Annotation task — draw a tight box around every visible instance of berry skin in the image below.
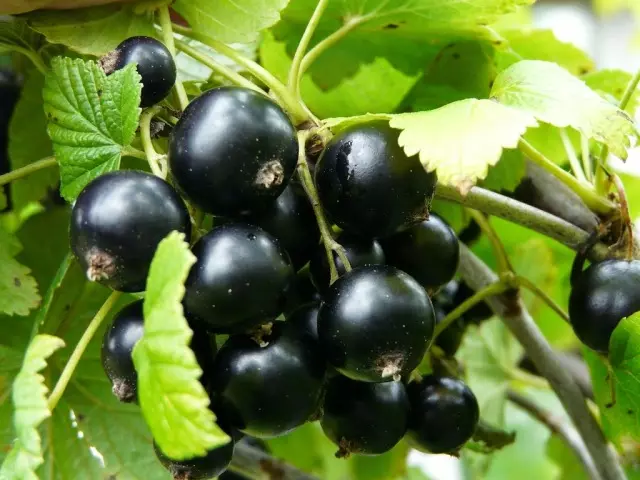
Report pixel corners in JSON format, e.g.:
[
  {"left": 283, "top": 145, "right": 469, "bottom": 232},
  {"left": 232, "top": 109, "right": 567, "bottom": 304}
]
[
  {"left": 283, "top": 270, "right": 322, "bottom": 316},
  {"left": 243, "top": 182, "right": 320, "bottom": 270},
  {"left": 101, "top": 36, "right": 176, "bottom": 108},
  {"left": 315, "top": 121, "right": 437, "bottom": 238},
  {"left": 154, "top": 436, "right": 234, "bottom": 480},
  {"left": 380, "top": 214, "right": 459, "bottom": 292},
  {"left": 433, "top": 306, "right": 465, "bottom": 357},
  {"left": 317, "top": 265, "right": 435, "bottom": 383},
  {"left": 70, "top": 170, "right": 191, "bottom": 292},
  {"left": 101, "top": 299, "right": 215, "bottom": 403},
  {"left": 169, "top": 87, "right": 298, "bottom": 216},
  {"left": 210, "top": 321, "right": 326, "bottom": 438},
  {"left": 183, "top": 223, "right": 294, "bottom": 333},
  {"left": 406, "top": 376, "right": 479, "bottom": 454},
  {"left": 569, "top": 259, "right": 640, "bottom": 352},
  {"left": 321, "top": 375, "right": 409, "bottom": 457},
  {"left": 285, "top": 302, "right": 321, "bottom": 342},
  {"left": 309, "top": 233, "right": 385, "bottom": 295}
]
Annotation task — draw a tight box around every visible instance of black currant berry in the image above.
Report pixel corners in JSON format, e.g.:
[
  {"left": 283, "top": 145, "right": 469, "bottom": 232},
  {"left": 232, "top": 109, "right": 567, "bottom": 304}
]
[
  {"left": 283, "top": 270, "right": 322, "bottom": 316},
  {"left": 184, "top": 223, "right": 294, "bottom": 333},
  {"left": 210, "top": 321, "right": 326, "bottom": 438},
  {"left": 154, "top": 435, "right": 234, "bottom": 480},
  {"left": 317, "top": 265, "right": 435, "bottom": 382},
  {"left": 380, "top": 214, "right": 459, "bottom": 292},
  {"left": 321, "top": 375, "right": 409, "bottom": 457},
  {"left": 101, "top": 36, "right": 176, "bottom": 108},
  {"left": 70, "top": 170, "right": 191, "bottom": 292},
  {"left": 309, "top": 233, "right": 385, "bottom": 295},
  {"left": 169, "top": 87, "right": 298, "bottom": 216},
  {"left": 285, "top": 302, "right": 321, "bottom": 342},
  {"left": 458, "top": 219, "right": 481, "bottom": 246},
  {"left": 101, "top": 300, "right": 145, "bottom": 402},
  {"left": 315, "top": 121, "right": 437, "bottom": 238},
  {"left": 0, "top": 68, "right": 21, "bottom": 212},
  {"left": 102, "top": 299, "right": 215, "bottom": 402},
  {"left": 569, "top": 259, "right": 640, "bottom": 352},
  {"left": 406, "top": 376, "right": 479, "bottom": 454},
  {"left": 243, "top": 182, "right": 320, "bottom": 270}
]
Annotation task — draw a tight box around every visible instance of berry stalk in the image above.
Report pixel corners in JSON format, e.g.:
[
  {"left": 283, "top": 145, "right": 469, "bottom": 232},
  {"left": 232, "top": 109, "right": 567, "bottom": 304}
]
[
  {"left": 0, "top": 156, "right": 56, "bottom": 186},
  {"left": 295, "top": 131, "right": 351, "bottom": 283},
  {"left": 48, "top": 291, "right": 122, "bottom": 411},
  {"left": 157, "top": 6, "right": 189, "bottom": 110}
]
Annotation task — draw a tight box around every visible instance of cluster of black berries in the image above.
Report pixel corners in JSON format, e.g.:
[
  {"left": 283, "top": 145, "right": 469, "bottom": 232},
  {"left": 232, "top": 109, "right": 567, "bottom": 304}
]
[{"left": 70, "top": 37, "right": 482, "bottom": 479}]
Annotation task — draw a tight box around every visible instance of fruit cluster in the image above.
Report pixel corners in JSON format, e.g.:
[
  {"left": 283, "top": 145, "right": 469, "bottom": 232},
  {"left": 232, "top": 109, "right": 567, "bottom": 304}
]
[{"left": 68, "top": 37, "right": 482, "bottom": 479}]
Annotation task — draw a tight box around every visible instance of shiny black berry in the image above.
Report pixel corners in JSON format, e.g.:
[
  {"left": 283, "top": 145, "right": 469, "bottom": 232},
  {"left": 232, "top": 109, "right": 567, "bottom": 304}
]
[
  {"left": 169, "top": 87, "right": 298, "bottom": 216},
  {"left": 184, "top": 223, "right": 294, "bottom": 333},
  {"left": 406, "top": 376, "right": 479, "bottom": 454},
  {"left": 70, "top": 170, "right": 191, "bottom": 292},
  {"left": 380, "top": 214, "right": 459, "bottom": 292},
  {"left": 154, "top": 435, "right": 234, "bottom": 480},
  {"left": 283, "top": 270, "right": 322, "bottom": 316},
  {"left": 433, "top": 306, "right": 466, "bottom": 357},
  {"left": 243, "top": 182, "right": 320, "bottom": 270},
  {"left": 569, "top": 259, "right": 640, "bottom": 352},
  {"left": 101, "top": 299, "right": 215, "bottom": 402},
  {"left": 285, "top": 302, "right": 321, "bottom": 342},
  {"left": 315, "top": 121, "right": 437, "bottom": 238},
  {"left": 309, "top": 233, "right": 385, "bottom": 295},
  {"left": 317, "top": 265, "right": 435, "bottom": 382},
  {"left": 0, "top": 68, "right": 21, "bottom": 212},
  {"left": 210, "top": 321, "right": 326, "bottom": 438},
  {"left": 101, "top": 36, "right": 176, "bottom": 108},
  {"left": 321, "top": 375, "right": 409, "bottom": 457}
]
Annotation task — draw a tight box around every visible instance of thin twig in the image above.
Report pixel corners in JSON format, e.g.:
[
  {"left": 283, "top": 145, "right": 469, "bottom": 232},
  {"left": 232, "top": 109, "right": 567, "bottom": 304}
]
[
  {"left": 0, "top": 156, "right": 57, "bottom": 186},
  {"left": 48, "top": 291, "right": 122, "bottom": 411},
  {"left": 435, "top": 184, "right": 609, "bottom": 260},
  {"left": 468, "top": 209, "right": 513, "bottom": 273},
  {"left": 459, "top": 245, "right": 625, "bottom": 480},
  {"left": 514, "top": 274, "right": 570, "bottom": 324},
  {"left": 508, "top": 390, "right": 601, "bottom": 480},
  {"left": 228, "top": 442, "right": 319, "bottom": 480}
]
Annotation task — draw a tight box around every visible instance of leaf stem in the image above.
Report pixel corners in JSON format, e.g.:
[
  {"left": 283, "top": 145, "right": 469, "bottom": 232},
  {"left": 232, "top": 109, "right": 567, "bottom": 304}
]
[
  {"left": 139, "top": 106, "right": 167, "bottom": 178},
  {"left": 459, "top": 245, "right": 626, "bottom": 480},
  {"left": 158, "top": 6, "right": 189, "bottom": 110},
  {"left": 174, "top": 38, "right": 263, "bottom": 94},
  {"left": 122, "top": 145, "right": 148, "bottom": 160},
  {"left": 173, "top": 28, "right": 311, "bottom": 125},
  {"left": 48, "top": 291, "right": 122, "bottom": 411},
  {"left": 513, "top": 274, "right": 570, "bottom": 324},
  {"left": 288, "top": 0, "right": 329, "bottom": 99},
  {"left": 581, "top": 135, "right": 593, "bottom": 182},
  {"left": 468, "top": 209, "right": 513, "bottom": 273},
  {"left": 0, "top": 156, "right": 57, "bottom": 186},
  {"left": 300, "top": 15, "right": 369, "bottom": 76},
  {"left": 434, "top": 281, "right": 507, "bottom": 338},
  {"left": 561, "top": 129, "right": 588, "bottom": 184},
  {"left": 508, "top": 390, "right": 601, "bottom": 480},
  {"left": 295, "top": 132, "right": 350, "bottom": 284},
  {"left": 519, "top": 139, "right": 614, "bottom": 215}
]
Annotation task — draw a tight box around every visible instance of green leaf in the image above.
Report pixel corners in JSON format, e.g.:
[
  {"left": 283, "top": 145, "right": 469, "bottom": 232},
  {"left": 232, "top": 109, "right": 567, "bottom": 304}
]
[
  {"left": 133, "top": 231, "right": 229, "bottom": 460},
  {"left": 0, "top": 226, "right": 40, "bottom": 317},
  {"left": 0, "top": 334, "right": 64, "bottom": 479},
  {"left": 275, "top": 0, "right": 533, "bottom": 90},
  {"left": 481, "top": 149, "right": 526, "bottom": 192},
  {"left": 497, "top": 29, "right": 595, "bottom": 76},
  {"left": 491, "top": 60, "right": 637, "bottom": 159},
  {"left": 0, "top": 18, "right": 43, "bottom": 56},
  {"left": 585, "top": 312, "right": 640, "bottom": 452},
  {"left": 173, "top": 0, "right": 289, "bottom": 44},
  {"left": 351, "top": 443, "right": 410, "bottom": 480},
  {"left": 8, "top": 70, "right": 58, "bottom": 210},
  {"left": 25, "top": 4, "right": 156, "bottom": 57},
  {"left": 389, "top": 99, "right": 537, "bottom": 193},
  {"left": 584, "top": 69, "right": 640, "bottom": 115},
  {"left": 260, "top": 32, "right": 420, "bottom": 118},
  {"left": 43, "top": 57, "right": 142, "bottom": 201},
  {"left": 546, "top": 435, "right": 588, "bottom": 480}
]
